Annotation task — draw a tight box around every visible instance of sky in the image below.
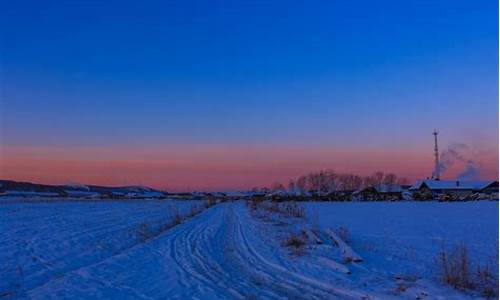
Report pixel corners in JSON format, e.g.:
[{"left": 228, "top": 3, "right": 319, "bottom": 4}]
[{"left": 1, "top": 0, "right": 498, "bottom": 191}]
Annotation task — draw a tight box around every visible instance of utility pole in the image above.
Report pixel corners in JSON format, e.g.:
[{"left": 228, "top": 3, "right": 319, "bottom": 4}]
[{"left": 432, "top": 130, "right": 440, "bottom": 180}]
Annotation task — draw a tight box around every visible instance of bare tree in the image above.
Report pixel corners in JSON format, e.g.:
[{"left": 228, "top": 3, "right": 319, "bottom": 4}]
[
  {"left": 270, "top": 182, "right": 285, "bottom": 192},
  {"left": 383, "top": 173, "right": 397, "bottom": 185},
  {"left": 397, "top": 177, "right": 409, "bottom": 185},
  {"left": 282, "top": 169, "right": 407, "bottom": 196}
]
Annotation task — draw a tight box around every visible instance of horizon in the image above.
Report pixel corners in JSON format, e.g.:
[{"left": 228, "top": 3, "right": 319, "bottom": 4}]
[
  {"left": 1, "top": 143, "right": 497, "bottom": 192},
  {"left": 1, "top": 172, "right": 499, "bottom": 194},
  {"left": 1, "top": 0, "right": 498, "bottom": 191}
]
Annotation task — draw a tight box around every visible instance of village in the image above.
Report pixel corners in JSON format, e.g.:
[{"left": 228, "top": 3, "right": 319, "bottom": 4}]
[
  {"left": 252, "top": 131, "right": 499, "bottom": 202},
  {"left": 254, "top": 178, "right": 499, "bottom": 202},
  {"left": 2, "top": 132, "right": 498, "bottom": 202}
]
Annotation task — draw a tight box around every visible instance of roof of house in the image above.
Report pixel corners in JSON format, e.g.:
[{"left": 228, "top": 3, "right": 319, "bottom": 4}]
[
  {"left": 409, "top": 180, "right": 498, "bottom": 191},
  {"left": 353, "top": 184, "right": 403, "bottom": 194},
  {"left": 374, "top": 184, "right": 403, "bottom": 193}
]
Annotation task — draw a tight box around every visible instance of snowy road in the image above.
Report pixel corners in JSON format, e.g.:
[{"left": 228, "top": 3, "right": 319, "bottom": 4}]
[
  {"left": 165, "top": 203, "right": 369, "bottom": 300},
  {"left": 17, "top": 202, "right": 371, "bottom": 299}
]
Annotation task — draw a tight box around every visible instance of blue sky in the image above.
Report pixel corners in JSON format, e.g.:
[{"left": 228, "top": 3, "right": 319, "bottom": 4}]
[{"left": 1, "top": 0, "right": 498, "bottom": 188}]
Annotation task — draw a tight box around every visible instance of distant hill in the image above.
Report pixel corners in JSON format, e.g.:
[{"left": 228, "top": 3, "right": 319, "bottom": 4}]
[{"left": 0, "top": 179, "right": 167, "bottom": 199}]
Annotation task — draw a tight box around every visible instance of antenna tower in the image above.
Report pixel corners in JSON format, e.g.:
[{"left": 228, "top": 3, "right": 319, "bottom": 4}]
[{"left": 432, "top": 130, "right": 440, "bottom": 180}]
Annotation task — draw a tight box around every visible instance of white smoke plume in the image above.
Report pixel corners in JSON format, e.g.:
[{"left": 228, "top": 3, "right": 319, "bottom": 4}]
[
  {"left": 432, "top": 143, "right": 481, "bottom": 181},
  {"left": 457, "top": 160, "right": 480, "bottom": 181}
]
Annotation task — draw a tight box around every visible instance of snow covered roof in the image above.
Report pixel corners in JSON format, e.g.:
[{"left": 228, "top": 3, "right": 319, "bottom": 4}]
[
  {"left": 374, "top": 184, "right": 403, "bottom": 193},
  {"left": 224, "top": 191, "right": 252, "bottom": 197},
  {"left": 409, "top": 180, "right": 497, "bottom": 191},
  {"left": 352, "top": 184, "right": 403, "bottom": 194},
  {"left": 266, "top": 190, "right": 288, "bottom": 197},
  {"left": 63, "top": 184, "right": 90, "bottom": 191}
]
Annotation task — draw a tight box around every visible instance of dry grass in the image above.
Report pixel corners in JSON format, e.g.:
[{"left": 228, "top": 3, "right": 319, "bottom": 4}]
[
  {"left": 249, "top": 200, "right": 305, "bottom": 219},
  {"left": 437, "top": 242, "right": 498, "bottom": 297},
  {"left": 476, "top": 264, "right": 497, "bottom": 298},
  {"left": 137, "top": 201, "right": 218, "bottom": 243},
  {"left": 282, "top": 230, "right": 308, "bottom": 256},
  {"left": 136, "top": 222, "right": 154, "bottom": 242},
  {"left": 205, "top": 198, "right": 217, "bottom": 208},
  {"left": 335, "top": 226, "right": 351, "bottom": 244},
  {"left": 310, "top": 208, "right": 319, "bottom": 233},
  {"left": 248, "top": 201, "right": 309, "bottom": 256},
  {"left": 280, "top": 202, "right": 305, "bottom": 218},
  {"left": 284, "top": 233, "right": 306, "bottom": 248},
  {"left": 247, "top": 199, "right": 262, "bottom": 212},
  {"left": 438, "top": 242, "right": 474, "bottom": 290}
]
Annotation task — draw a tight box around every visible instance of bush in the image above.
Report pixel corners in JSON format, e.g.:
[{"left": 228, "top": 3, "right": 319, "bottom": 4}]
[
  {"left": 438, "top": 242, "right": 474, "bottom": 290},
  {"left": 282, "top": 230, "right": 308, "bottom": 256},
  {"left": 260, "top": 201, "right": 305, "bottom": 218},
  {"left": 281, "top": 202, "right": 305, "bottom": 218},
  {"left": 437, "top": 242, "right": 498, "bottom": 297},
  {"left": 476, "top": 263, "right": 498, "bottom": 298},
  {"left": 205, "top": 197, "right": 217, "bottom": 208},
  {"left": 247, "top": 200, "right": 305, "bottom": 219},
  {"left": 284, "top": 234, "right": 306, "bottom": 248},
  {"left": 247, "top": 199, "right": 263, "bottom": 211}
]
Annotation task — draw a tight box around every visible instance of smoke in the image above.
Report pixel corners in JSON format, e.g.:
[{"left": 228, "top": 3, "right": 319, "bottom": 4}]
[
  {"left": 457, "top": 160, "right": 480, "bottom": 181},
  {"left": 433, "top": 143, "right": 467, "bottom": 176},
  {"left": 432, "top": 143, "right": 481, "bottom": 181}
]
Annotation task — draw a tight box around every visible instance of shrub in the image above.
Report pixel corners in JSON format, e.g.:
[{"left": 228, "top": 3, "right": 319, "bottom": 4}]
[
  {"left": 205, "top": 197, "right": 217, "bottom": 208},
  {"left": 282, "top": 230, "right": 308, "bottom": 256},
  {"left": 438, "top": 242, "right": 474, "bottom": 290},
  {"left": 247, "top": 199, "right": 262, "bottom": 211},
  {"left": 284, "top": 234, "right": 306, "bottom": 248},
  {"left": 281, "top": 202, "right": 305, "bottom": 218},
  {"left": 437, "top": 242, "right": 498, "bottom": 297},
  {"left": 172, "top": 213, "right": 183, "bottom": 226},
  {"left": 476, "top": 263, "right": 497, "bottom": 298}
]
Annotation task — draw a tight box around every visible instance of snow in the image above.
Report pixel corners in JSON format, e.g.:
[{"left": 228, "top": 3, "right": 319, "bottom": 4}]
[
  {"left": 0, "top": 199, "right": 206, "bottom": 298},
  {"left": 304, "top": 201, "right": 498, "bottom": 282},
  {"left": 1, "top": 199, "right": 497, "bottom": 299},
  {"left": 63, "top": 183, "right": 90, "bottom": 191},
  {"left": 410, "top": 179, "right": 497, "bottom": 191},
  {"left": 1, "top": 191, "right": 62, "bottom": 197}
]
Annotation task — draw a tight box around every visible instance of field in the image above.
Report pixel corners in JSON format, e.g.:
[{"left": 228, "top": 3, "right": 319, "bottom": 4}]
[{"left": 1, "top": 198, "right": 498, "bottom": 299}]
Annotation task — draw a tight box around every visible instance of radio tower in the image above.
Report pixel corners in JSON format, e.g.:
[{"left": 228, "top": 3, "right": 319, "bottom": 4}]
[{"left": 432, "top": 130, "right": 440, "bottom": 180}]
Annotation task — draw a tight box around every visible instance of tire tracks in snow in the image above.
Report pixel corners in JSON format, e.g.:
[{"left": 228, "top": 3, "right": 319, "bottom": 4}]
[
  {"left": 167, "top": 202, "right": 376, "bottom": 299},
  {"left": 24, "top": 202, "right": 379, "bottom": 299},
  {"left": 21, "top": 202, "right": 210, "bottom": 298}
]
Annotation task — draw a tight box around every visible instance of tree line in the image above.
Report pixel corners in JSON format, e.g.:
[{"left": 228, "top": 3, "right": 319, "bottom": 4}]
[{"left": 263, "top": 170, "right": 409, "bottom": 195}]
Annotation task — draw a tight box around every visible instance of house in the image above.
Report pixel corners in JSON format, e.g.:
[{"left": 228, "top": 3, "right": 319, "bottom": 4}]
[
  {"left": 325, "top": 190, "right": 354, "bottom": 201},
  {"left": 352, "top": 187, "right": 376, "bottom": 201},
  {"left": 479, "top": 181, "right": 499, "bottom": 194},
  {"left": 409, "top": 180, "right": 499, "bottom": 198},
  {"left": 375, "top": 184, "right": 404, "bottom": 198},
  {"left": 265, "top": 190, "right": 288, "bottom": 201},
  {"left": 352, "top": 184, "right": 404, "bottom": 201}
]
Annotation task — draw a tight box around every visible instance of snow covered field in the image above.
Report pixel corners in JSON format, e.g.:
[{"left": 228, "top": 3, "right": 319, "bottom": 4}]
[
  {"left": 303, "top": 201, "right": 499, "bottom": 298},
  {"left": 1, "top": 198, "right": 497, "bottom": 299},
  {"left": 0, "top": 199, "right": 207, "bottom": 298},
  {"left": 305, "top": 202, "right": 498, "bottom": 278}
]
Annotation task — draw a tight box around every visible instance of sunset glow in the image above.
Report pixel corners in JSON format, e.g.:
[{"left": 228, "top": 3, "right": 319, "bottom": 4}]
[
  {"left": 1, "top": 0, "right": 498, "bottom": 191},
  {"left": 1, "top": 144, "right": 497, "bottom": 191}
]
